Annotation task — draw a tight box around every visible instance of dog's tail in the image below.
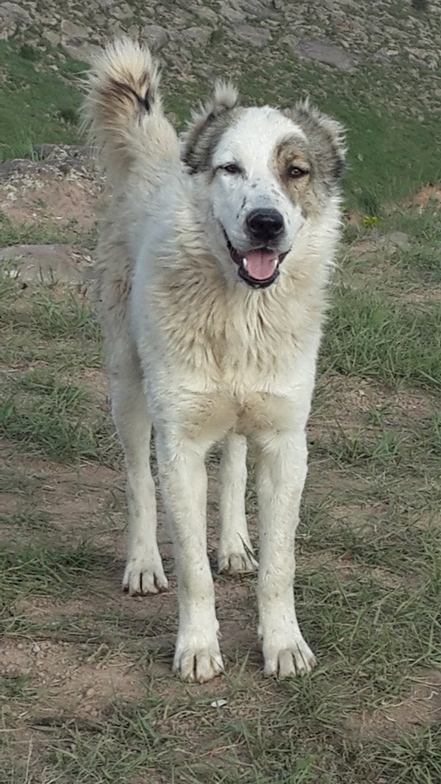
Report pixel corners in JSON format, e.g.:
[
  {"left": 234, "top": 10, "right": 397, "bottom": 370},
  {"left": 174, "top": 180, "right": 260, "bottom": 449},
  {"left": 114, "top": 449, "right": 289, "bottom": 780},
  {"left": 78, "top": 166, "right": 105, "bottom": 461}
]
[{"left": 82, "top": 38, "right": 179, "bottom": 185}]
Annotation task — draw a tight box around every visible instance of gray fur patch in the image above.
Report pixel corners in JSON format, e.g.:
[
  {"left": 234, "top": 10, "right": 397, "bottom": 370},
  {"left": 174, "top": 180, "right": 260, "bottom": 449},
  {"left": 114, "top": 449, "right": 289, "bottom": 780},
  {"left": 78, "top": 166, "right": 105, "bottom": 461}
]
[
  {"left": 182, "top": 108, "right": 240, "bottom": 174},
  {"left": 181, "top": 85, "right": 240, "bottom": 174},
  {"left": 284, "top": 103, "right": 346, "bottom": 188}
]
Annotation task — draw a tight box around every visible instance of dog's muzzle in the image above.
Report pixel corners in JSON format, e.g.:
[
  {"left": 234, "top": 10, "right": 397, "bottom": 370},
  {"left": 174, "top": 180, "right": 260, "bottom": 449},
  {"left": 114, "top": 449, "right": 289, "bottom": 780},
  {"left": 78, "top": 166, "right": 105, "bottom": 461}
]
[{"left": 223, "top": 213, "right": 289, "bottom": 288}]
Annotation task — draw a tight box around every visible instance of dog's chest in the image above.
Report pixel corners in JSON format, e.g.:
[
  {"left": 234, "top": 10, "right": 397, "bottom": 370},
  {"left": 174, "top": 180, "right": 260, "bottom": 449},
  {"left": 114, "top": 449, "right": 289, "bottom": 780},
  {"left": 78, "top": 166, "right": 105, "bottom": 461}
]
[
  {"left": 162, "top": 274, "right": 310, "bottom": 371},
  {"left": 143, "top": 279, "right": 320, "bottom": 442}
]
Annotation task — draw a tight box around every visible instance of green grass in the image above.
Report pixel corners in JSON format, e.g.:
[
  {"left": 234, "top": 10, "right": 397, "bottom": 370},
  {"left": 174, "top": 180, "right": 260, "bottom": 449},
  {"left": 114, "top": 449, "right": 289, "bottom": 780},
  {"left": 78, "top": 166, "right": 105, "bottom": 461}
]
[
  {"left": 0, "top": 393, "right": 114, "bottom": 464},
  {"left": 0, "top": 542, "right": 116, "bottom": 601},
  {"left": 0, "top": 370, "right": 117, "bottom": 463},
  {"left": 0, "top": 211, "right": 98, "bottom": 249},
  {"left": 1, "top": 276, "right": 102, "bottom": 368},
  {"left": 323, "top": 288, "right": 441, "bottom": 390},
  {"left": 0, "top": 278, "right": 116, "bottom": 463},
  {"left": 0, "top": 41, "right": 84, "bottom": 160}
]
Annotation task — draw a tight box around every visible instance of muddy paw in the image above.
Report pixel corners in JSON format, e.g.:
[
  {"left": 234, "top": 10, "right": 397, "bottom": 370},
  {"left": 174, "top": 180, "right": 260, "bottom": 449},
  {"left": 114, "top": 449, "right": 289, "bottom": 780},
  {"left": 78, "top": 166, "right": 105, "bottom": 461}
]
[{"left": 122, "top": 556, "right": 168, "bottom": 596}]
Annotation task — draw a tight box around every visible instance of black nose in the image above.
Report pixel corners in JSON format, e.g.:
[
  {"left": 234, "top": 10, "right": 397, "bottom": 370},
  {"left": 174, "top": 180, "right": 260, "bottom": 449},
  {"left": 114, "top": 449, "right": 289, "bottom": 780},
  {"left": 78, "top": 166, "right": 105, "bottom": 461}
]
[{"left": 245, "top": 208, "right": 284, "bottom": 243}]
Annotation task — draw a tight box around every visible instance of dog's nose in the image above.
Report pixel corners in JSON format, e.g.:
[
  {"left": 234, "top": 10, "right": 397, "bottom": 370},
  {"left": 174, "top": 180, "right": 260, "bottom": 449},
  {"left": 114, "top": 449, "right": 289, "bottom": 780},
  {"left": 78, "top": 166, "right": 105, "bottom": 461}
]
[{"left": 246, "top": 209, "right": 284, "bottom": 242}]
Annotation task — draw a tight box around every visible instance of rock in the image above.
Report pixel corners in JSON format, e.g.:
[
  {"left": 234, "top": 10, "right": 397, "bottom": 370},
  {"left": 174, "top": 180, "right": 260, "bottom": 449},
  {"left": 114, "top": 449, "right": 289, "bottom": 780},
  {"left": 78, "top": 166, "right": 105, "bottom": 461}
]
[
  {"left": 0, "top": 245, "right": 93, "bottom": 285},
  {"left": 60, "top": 19, "right": 101, "bottom": 63},
  {"left": 0, "top": 2, "right": 32, "bottom": 40},
  {"left": 388, "top": 232, "right": 411, "bottom": 247},
  {"left": 218, "top": 2, "right": 245, "bottom": 25},
  {"left": 0, "top": 146, "right": 101, "bottom": 230},
  {"left": 43, "top": 29, "right": 61, "bottom": 47},
  {"left": 283, "top": 34, "right": 300, "bottom": 55},
  {"left": 112, "top": 2, "right": 134, "bottom": 19},
  {"left": 235, "top": 24, "right": 272, "bottom": 46},
  {"left": 140, "top": 24, "right": 169, "bottom": 52},
  {"left": 240, "top": 0, "right": 273, "bottom": 19},
  {"left": 32, "top": 144, "right": 94, "bottom": 163},
  {"left": 191, "top": 6, "right": 218, "bottom": 24},
  {"left": 294, "top": 38, "right": 360, "bottom": 71},
  {"left": 181, "top": 27, "right": 212, "bottom": 49}
]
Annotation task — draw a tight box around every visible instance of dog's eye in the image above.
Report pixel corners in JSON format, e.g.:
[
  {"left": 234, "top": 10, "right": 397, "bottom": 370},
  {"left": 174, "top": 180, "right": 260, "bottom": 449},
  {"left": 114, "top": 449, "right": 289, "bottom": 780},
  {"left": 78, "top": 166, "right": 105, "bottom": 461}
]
[
  {"left": 221, "top": 163, "right": 242, "bottom": 175},
  {"left": 288, "top": 166, "right": 309, "bottom": 180}
]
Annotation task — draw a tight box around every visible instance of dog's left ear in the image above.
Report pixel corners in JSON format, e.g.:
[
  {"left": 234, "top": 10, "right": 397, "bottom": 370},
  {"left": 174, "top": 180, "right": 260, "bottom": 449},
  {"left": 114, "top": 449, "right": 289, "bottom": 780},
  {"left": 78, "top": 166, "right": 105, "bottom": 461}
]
[
  {"left": 286, "top": 101, "right": 347, "bottom": 185},
  {"left": 181, "top": 83, "right": 239, "bottom": 173}
]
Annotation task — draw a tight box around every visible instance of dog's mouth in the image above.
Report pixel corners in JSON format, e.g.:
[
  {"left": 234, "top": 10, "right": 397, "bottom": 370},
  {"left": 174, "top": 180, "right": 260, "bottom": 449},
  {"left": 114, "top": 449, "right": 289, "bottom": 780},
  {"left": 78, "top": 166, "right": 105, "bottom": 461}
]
[{"left": 224, "top": 234, "right": 288, "bottom": 289}]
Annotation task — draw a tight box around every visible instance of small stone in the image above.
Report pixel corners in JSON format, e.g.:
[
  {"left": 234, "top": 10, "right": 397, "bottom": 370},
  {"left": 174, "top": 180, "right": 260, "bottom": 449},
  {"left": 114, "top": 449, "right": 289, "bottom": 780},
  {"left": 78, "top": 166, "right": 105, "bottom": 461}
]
[
  {"left": 235, "top": 24, "right": 272, "bottom": 47},
  {"left": 388, "top": 231, "right": 411, "bottom": 247},
  {"left": 0, "top": 1, "right": 32, "bottom": 39},
  {"left": 140, "top": 24, "right": 169, "bottom": 52},
  {"left": 112, "top": 2, "right": 133, "bottom": 19},
  {"left": 85, "top": 687, "right": 95, "bottom": 698},
  {"left": 283, "top": 34, "right": 300, "bottom": 55},
  {"left": 294, "top": 38, "right": 360, "bottom": 71},
  {"left": 191, "top": 6, "right": 218, "bottom": 24},
  {"left": 43, "top": 29, "right": 61, "bottom": 47},
  {"left": 181, "top": 27, "right": 212, "bottom": 49},
  {"left": 211, "top": 698, "right": 228, "bottom": 708}
]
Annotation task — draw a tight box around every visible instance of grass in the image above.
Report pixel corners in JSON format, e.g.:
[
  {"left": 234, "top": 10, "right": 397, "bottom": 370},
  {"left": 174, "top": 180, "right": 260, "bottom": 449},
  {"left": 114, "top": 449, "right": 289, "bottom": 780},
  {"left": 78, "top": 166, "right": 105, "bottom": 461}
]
[
  {"left": 0, "top": 41, "right": 84, "bottom": 161},
  {"left": 0, "top": 211, "right": 98, "bottom": 249},
  {"left": 0, "top": 542, "right": 116, "bottom": 603},
  {"left": 323, "top": 288, "right": 441, "bottom": 390}
]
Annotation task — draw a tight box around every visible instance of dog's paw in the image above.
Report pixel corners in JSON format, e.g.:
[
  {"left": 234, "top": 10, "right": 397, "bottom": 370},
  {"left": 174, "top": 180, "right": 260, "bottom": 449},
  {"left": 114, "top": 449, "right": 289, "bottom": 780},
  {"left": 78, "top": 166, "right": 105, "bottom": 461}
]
[
  {"left": 173, "top": 637, "right": 224, "bottom": 683},
  {"left": 263, "top": 637, "right": 316, "bottom": 678},
  {"left": 122, "top": 555, "right": 168, "bottom": 596},
  {"left": 218, "top": 550, "right": 258, "bottom": 575}
]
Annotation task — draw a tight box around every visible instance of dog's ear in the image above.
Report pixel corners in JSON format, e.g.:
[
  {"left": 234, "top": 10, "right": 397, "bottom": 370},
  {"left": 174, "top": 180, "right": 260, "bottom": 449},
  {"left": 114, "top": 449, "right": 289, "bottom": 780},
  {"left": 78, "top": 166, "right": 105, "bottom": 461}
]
[
  {"left": 286, "top": 100, "right": 347, "bottom": 185},
  {"left": 181, "top": 83, "right": 239, "bottom": 174}
]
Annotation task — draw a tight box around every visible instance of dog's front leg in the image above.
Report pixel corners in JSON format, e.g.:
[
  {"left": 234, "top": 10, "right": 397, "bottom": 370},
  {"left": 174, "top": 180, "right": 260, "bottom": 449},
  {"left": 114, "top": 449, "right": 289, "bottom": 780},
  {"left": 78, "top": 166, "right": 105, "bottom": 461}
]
[
  {"left": 156, "top": 431, "right": 223, "bottom": 683},
  {"left": 254, "top": 430, "right": 316, "bottom": 678}
]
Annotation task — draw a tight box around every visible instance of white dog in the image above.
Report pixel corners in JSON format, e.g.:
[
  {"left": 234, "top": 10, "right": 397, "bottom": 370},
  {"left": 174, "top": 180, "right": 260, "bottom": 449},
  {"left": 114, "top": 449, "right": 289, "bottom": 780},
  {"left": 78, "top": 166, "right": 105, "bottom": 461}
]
[{"left": 83, "top": 39, "right": 346, "bottom": 683}]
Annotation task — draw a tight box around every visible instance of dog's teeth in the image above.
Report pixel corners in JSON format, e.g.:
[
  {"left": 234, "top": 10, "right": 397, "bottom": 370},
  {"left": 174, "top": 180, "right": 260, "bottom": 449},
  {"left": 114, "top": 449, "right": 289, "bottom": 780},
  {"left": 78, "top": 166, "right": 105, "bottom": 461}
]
[{"left": 242, "top": 258, "right": 248, "bottom": 270}]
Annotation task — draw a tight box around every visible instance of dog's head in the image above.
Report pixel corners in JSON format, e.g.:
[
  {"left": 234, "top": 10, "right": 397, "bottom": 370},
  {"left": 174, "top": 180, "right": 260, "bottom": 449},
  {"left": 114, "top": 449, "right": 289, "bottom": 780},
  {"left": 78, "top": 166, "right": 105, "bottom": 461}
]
[{"left": 182, "top": 86, "right": 346, "bottom": 288}]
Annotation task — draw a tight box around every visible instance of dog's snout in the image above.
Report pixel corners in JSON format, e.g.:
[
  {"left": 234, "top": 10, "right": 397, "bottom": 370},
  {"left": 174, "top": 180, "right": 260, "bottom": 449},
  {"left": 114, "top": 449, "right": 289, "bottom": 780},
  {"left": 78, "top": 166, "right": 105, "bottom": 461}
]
[{"left": 246, "top": 208, "right": 284, "bottom": 242}]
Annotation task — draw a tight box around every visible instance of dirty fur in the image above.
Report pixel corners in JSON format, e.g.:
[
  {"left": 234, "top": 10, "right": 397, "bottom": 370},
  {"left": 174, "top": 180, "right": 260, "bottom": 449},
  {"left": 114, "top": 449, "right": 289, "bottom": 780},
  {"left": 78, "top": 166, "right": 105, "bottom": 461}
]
[{"left": 83, "top": 38, "right": 346, "bottom": 683}]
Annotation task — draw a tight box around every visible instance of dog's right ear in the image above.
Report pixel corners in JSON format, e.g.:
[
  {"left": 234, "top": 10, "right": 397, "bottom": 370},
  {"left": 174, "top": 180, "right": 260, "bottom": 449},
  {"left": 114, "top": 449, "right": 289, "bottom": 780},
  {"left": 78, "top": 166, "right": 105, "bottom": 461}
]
[{"left": 181, "top": 83, "right": 239, "bottom": 174}]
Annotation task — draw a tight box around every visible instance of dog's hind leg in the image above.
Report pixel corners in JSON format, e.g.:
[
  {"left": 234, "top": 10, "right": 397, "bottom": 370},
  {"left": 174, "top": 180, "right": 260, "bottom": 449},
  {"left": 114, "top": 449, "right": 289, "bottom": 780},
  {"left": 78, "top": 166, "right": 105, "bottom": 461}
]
[
  {"left": 109, "top": 349, "right": 167, "bottom": 596},
  {"left": 156, "top": 430, "right": 223, "bottom": 683},
  {"left": 218, "top": 432, "right": 258, "bottom": 574}
]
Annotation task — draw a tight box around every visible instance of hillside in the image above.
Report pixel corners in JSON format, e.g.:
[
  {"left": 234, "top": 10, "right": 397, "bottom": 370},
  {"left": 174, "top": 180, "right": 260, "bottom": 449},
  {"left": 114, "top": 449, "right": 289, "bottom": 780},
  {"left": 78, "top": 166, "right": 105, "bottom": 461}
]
[{"left": 0, "top": 0, "right": 440, "bottom": 210}]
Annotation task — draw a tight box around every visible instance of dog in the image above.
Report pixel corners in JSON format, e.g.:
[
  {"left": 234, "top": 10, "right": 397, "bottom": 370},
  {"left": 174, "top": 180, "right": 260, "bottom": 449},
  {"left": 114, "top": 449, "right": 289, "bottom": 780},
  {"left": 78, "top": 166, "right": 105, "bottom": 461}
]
[{"left": 83, "top": 39, "right": 346, "bottom": 683}]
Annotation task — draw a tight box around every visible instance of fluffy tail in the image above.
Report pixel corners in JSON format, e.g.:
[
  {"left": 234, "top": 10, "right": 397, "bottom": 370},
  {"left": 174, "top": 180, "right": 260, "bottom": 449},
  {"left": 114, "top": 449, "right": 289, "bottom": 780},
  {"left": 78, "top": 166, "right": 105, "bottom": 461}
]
[{"left": 82, "top": 38, "right": 179, "bottom": 184}]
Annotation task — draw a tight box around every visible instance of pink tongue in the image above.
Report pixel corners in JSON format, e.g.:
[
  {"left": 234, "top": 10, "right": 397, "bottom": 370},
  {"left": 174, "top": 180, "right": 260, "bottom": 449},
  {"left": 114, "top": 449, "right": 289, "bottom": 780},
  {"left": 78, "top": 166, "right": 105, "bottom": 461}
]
[{"left": 244, "top": 250, "right": 279, "bottom": 280}]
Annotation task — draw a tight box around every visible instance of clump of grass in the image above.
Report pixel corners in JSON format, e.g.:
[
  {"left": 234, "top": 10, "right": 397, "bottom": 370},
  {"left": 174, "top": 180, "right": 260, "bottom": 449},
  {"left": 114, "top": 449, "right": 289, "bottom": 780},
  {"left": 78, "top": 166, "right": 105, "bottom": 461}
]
[
  {"left": 0, "top": 211, "right": 97, "bottom": 248},
  {"left": 323, "top": 287, "right": 441, "bottom": 391},
  {"left": 0, "top": 542, "right": 115, "bottom": 599},
  {"left": 0, "top": 382, "right": 117, "bottom": 465}
]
